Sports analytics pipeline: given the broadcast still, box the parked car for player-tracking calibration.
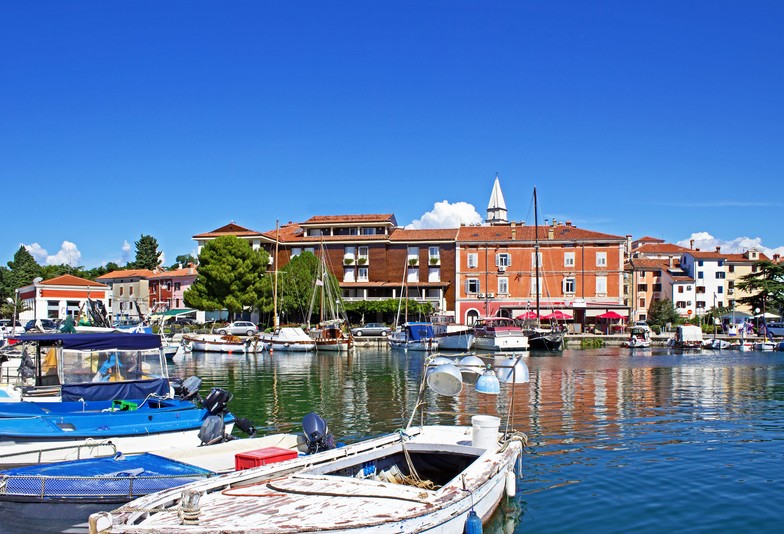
[24,318,59,332]
[171,317,198,326]
[216,321,258,336]
[765,322,784,337]
[350,323,392,337]
[0,319,25,336]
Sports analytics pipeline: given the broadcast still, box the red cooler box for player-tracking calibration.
[235,447,299,471]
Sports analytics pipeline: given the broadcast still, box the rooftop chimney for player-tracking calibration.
[547,226,554,240]
[715,246,721,253]
[566,221,572,227]
[690,239,694,249]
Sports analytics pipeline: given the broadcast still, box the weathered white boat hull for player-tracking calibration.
[474,334,529,351]
[91,425,523,533]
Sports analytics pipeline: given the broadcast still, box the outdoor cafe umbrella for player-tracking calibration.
[596,310,627,334]
[542,310,573,321]
[515,311,539,320]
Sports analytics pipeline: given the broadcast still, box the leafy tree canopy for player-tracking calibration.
[2,246,42,296]
[735,260,784,314]
[129,234,162,271]
[647,299,681,328]
[171,254,197,270]
[184,235,269,316]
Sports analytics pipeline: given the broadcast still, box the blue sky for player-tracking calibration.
[2,1,783,268]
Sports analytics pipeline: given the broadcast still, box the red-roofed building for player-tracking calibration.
[16,274,110,323]
[96,269,156,322]
[148,265,199,313]
[724,248,769,314]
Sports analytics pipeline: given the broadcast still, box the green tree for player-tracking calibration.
[647,299,681,329]
[735,260,784,315]
[129,234,162,270]
[171,254,197,270]
[3,246,42,295]
[184,236,269,317]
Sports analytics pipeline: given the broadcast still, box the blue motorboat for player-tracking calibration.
[3,332,174,402]
[0,397,200,418]
[388,322,438,351]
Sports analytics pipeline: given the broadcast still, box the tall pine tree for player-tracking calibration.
[130,235,162,270]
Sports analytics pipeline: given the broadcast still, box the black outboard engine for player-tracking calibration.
[302,412,335,454]
[198,414,227,445]
[178,376,203,401]
[234,417,257,438]
[202,388,232,415]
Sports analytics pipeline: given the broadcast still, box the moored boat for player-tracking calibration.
[473,317,529,351]
[389,322,439,351]
[181,333,265,353]
[260,327,316,352]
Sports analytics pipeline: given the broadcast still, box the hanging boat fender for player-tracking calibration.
[505,469,516,497]
[464,509,482,534]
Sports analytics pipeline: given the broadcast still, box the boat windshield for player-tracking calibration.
[60,347,167,384]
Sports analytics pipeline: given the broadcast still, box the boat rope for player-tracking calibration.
[398,433,440,490]
[499,431,529,454]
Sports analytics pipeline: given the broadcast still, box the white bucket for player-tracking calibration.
[471,415,501,450]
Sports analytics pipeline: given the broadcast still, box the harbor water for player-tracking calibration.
[174,345,784,534]
[7,345,784,532]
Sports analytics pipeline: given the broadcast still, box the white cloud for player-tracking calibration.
[23,242,48,263]
[678,232,784,258]
[406,201,483,229]
[46,241,82,266]
[121,240,132,263]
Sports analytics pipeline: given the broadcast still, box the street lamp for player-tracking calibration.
[6,292,18,335]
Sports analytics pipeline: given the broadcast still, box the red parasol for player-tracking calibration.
[596,311,626,320]
[543,310,573,320]
[515,311,538,320]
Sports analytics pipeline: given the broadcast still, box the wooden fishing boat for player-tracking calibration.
[181,333,266,353]
[89,357,529,534]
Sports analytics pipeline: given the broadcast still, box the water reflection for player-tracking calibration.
[168,347,784,533]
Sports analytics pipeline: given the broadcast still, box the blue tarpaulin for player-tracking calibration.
[61,378,171,402]
[11,333,162,351]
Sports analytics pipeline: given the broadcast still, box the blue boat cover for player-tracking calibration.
[61,378,170,402]
[405,322,435,340]
[0,453,213,502]
[10,332,162,350]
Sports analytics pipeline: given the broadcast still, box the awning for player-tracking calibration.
[596,311,626,320]
[149,309,196,319]
[542,311,573,320]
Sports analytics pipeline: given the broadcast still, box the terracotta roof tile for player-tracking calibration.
[193,222,265,239]
[685,250,726,260]
[456,225,625,242]
[97,269,156,280]
[390,228,459,241]
[628,259,670,270]
[149,267,199,279]
[635,236,665,243]
[633,243,689,254]
[40,274,109,288]
[724,252,770,262]
[302,214,396,225]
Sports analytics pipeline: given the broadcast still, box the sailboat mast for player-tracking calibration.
[273,219,280,329]
[534,187,541,324]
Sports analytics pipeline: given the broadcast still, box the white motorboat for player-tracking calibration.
[181,333,266,353]
[473,317,529,351]
[260,327,316,352]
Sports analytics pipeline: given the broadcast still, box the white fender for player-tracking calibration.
[505,470,516,497]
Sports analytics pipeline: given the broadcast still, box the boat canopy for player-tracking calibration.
[404,322,435,340]
[12,332,162,351]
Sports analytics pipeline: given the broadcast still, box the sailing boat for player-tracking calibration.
[306,243,353,352]
[524,187,565,351]
[259,221,315,352]
[388,254,438,351]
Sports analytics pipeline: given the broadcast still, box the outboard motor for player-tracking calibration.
[202,388,232,415]
[178,376,203,401]
[198,414,227,445]
[302,412,335,454]
[234,417,257,438]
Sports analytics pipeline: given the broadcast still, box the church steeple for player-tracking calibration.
[486,173,508,225]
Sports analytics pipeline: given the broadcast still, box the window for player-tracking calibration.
[715,272,725,279]
[596,252,607,267]
[361,228,376,235]
[175,282,181,291]
[564,252,575,267]
[120,287,124,296]
[531,252,543,268]
[596,276,607,295]
[407,266,419,283]
[466,279,480,294]
[429,246,440,260]
[654,270,661,277]
[639,297,646,308]
[343,266,355,283]
[358,246,369,263]
[291,247,302,257]
[698,260,704,267]
[637,284,648,292]
[698,272,704,279]
[467,253,478,268]
[728,281,735,289]
[717,286,724,294]
[428,267,440,282]
[563,277,576,294]
[729,265,735,273]
[531,277,543,296]
[498,277,508,295]
[696,301,706,309]
[496,253,511,268]
[130,287,134,296]
[344,246,355,256]
[676,301,686,309]
[357,267,368,282]
[653,283,661,292]
[678,286,684,293]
